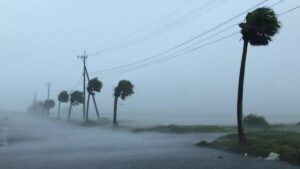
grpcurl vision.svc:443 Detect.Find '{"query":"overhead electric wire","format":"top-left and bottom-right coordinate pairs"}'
top-left (97, 31), bottom-right (239, 78)
top-left (94, 0), bottom-right (300, 79)
top-left (90, 0), bottom-right (269, 76)
top-left (69, 76), bottom-right (83, 92)
top-left (88, 0), bottom-right (195, 56)
top-left (278, 4), bottom-right (300, 16)
top-left (270, 0), bottom-right (285, 7)
top-left (89, 0), bottom-right (226, 55)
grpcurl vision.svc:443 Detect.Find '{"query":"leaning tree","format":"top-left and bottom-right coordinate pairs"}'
top-left (43, 99), bottom-right (55, 116)
top-left (57, 91), bottom-right (69, 120)
top-left (236, 7), bottom-right (280, 144)
top-left (68, 91), bottom-right (84, 120)
top-left (86, 78), bottom-right (102, 121)
top-left (113, 80), bottom-right (134, 126)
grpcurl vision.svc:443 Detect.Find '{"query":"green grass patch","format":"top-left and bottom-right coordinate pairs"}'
top-left (205, 130), bottom-right (300, 165)
top-left (133, 124), bottom-right (236, 133)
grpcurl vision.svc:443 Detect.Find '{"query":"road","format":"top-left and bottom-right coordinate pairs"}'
top-left (0, 113), bottom-right (298, 169)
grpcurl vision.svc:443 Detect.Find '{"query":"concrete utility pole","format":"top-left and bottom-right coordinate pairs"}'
top-left (77, 51), bottom-right (87, 120)
top-left (84, 66), bottom-right (100, 121)
top-left (33, 91), bottom-right (37, 104)
top-left (45, 82), bottom-right (51, 116)
top-left (46, 82), bottom-right (51, 100)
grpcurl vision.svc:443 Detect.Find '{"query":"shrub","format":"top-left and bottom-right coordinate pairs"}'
top-left (243, 114), bottom-right (269, 127)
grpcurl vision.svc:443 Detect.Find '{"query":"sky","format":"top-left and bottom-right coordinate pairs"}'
top-left (0, 0), bottom-right (300, 124)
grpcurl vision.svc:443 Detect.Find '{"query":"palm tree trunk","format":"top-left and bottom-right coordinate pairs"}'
top-left (237, 40), bottom-right (248, 144)
top-left (113, 96), bottom-right (118, 126)
top-left (68, 103), bottom-right (72, 120)
top-left (86, 94), bottom-right (90, 122)
top-left (58, 101), bottom-right (61, 120)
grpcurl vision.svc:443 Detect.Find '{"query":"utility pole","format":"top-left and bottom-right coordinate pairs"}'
top-left (84, 66), bottom-right (100, 121)
top-left (77, 51), bottom-right (87, 120)
top-left (33, 91), bottom-right (37, 104)
top-left (45, 82), bottom-right (51, 116)
top-left (46, 82), bottom-right (51, 100)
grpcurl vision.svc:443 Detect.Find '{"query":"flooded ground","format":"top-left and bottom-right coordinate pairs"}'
top-left (0, 112), bottom-right (298, 169)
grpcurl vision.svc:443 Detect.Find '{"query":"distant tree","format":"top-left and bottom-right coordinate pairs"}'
top-left (68, 91), bottom-right (84, 120)
top-left (86, 78), bottom-right (102, 121)
top-left (43, 99), bottom-right (55, 115)
top-left (243, 114), bottom-right (269, 127)
top-left (27, 101), bottom-right (44, 114)
top-left (57, 91), bottom-right (69, 120)
top-left (237, 7), bottom-right (280, 144)
top-left (113, 80), bottom-right (134, 126)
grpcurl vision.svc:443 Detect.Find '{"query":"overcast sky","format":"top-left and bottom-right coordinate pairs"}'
top-left (1, 0), bottom-right (300, 124)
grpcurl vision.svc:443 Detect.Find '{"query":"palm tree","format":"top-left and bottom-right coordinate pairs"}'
top-left (86, 78), bottom-right (102, 121)
top-left (113, 80), bottom-right (134, 126)
top-left (237, 7), bottom-right (280, 144)
top-left (43, 99), bottom-right (55, 115)
top-left (68, 91), bottom-right (84, 120)
top-left (57, 91), bottom-right (69, 120)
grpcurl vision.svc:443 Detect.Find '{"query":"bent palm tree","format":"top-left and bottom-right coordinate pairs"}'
top-left (237, 7), bottom-right (280, 144)
top-left (57, 91), bottom-right (69, 120)
top-left (86, 78), bottom-right (102, 121)
top-left (113, 80), bottom-right (134, 126)
top-left (68, 91), bottom-right (84, 120)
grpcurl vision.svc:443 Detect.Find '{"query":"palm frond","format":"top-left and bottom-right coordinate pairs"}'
top-left (240, 7), bottom-right (281, 46)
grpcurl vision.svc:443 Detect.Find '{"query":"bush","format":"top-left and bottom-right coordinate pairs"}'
top-left (243, 114), bottom-right (269, 127)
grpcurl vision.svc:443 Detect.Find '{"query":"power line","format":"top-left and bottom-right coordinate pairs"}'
top-left (90, 0), bottom-right (269, 75)
top-left (270, 0), bottom-right (285, 8)
top-left (92, 23), bottom-right (238, 76)
top-left (96, 2), bottom-right (300, 79)
top-left (88, 0), bottom-right (195, 56)
top-left (69, 76), bottom-right (83, 91)
top-left (91, 0), bottom-right (294, 78)
top-left (278, 5), bottom-right (300, 16)
top-left (97, 31), bottom-right (239, 78)
top-left (89, 0), bottom-right (225, 55)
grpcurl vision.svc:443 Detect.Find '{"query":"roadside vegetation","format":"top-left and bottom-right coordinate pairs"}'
top-left (199, 131), bottom-right (300, 165)
top-left (133, 124), bottom-right (236, 133)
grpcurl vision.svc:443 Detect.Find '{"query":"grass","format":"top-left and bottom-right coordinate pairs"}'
top-left (200, 130), bottom-right (300, 165)
top-left (132, 124), bottom-right (236, 133)
top-left (132, 123), bottom-right (300, 134)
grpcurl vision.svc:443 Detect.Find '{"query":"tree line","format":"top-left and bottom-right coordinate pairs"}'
top-left (28, 79), bottom-right (134, 127)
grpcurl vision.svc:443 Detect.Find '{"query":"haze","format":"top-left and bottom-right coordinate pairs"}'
top-left (1, 0), bottom-right (300, 124)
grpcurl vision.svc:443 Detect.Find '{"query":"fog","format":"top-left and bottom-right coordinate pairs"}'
top-left (1, 0), bottom-right (300, 125)
top-left (1, 113), bottom-right (298, 169)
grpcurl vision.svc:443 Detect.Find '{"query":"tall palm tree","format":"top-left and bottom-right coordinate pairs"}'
top-left (86, 78), bottom-right (102, 121)
top-left (68, 91), bottom-right (84, 120)
top-left (237, 7), bottom-right (280, 144)
top-left (113, 80), bottom-right (134, 126)
top-left (57, 91), bottom-right (69, 120)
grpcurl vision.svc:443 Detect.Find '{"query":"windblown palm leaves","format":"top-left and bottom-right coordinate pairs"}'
top-left (236, 7), bottom-right (281, 144)
top-left (70, 91), bottom-right (84, 106)
top-left (68, 91), bottom-right (84, 120)
top-left (43, 99), bottom-right (55, 115)
top-left (58, 91), bottom-right (69, 103)
top-left (57, 91), bottom-right (69, 119)
top-left (113, 80), bottom-right (134, 126)
top-left (87, 78), bottom-right (102, 95)
top-left (114, 80), bottom-right (134, 100)
top-left (239, 7), bottom-right (281, 45)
